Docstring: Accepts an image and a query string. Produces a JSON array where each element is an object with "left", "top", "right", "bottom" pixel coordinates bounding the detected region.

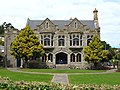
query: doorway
[{"left": 56, "top": 52, "right": 67, "bottom": 64}]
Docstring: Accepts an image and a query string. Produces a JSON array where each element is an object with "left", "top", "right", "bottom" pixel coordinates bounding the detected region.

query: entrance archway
[{"left": 56, "top": 52, "right": 67, "bottom": 64}]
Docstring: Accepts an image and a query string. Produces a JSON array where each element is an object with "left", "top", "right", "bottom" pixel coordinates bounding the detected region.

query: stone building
[{"left": 5, "top": 8, "right": 100, "bottom": 68}]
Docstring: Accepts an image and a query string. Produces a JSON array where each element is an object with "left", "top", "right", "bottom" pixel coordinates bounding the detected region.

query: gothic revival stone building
[{"left": 5, "top": 8, "right": 100, "bottom": 68}]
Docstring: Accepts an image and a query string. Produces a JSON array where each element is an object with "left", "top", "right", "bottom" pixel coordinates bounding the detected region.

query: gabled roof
[{"left": 27, "top": 19, "right": 95, "bottom": 30}]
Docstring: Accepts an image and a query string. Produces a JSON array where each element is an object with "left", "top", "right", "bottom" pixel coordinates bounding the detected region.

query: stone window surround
[
  {"left": 40, "top": 34, "right": 53, "bottom": 46},
  {"left": 70, "top": 34, "right": 83, "bottom": 46}
]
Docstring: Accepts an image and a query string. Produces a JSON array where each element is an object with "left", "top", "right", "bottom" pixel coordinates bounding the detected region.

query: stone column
[
  {"left": 20, "top": 59, "right": 23, "bottom": 68},
  {"left": 75, "top": 53, "right": 77, "bottom": 62},
  {"left": 53, "top": 54, "right": 55, "bottom": 65},
  {"left": 46, "top": 54, "right": 48, "bottom": 62},
  {"left": 68, "top": 53, "right": 70, "bottom": 64}
]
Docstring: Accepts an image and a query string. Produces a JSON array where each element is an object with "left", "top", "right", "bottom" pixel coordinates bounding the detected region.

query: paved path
[
  {"left": 51, "top": 74, "right": 69, "bottom": 84},
  {"left": 7, "top": 68, "right": 117, "bottom": 75}
]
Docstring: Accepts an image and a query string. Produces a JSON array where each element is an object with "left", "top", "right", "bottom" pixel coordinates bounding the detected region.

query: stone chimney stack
[{"left": 93, "top": 8, "right": 98, "bottom": 20}]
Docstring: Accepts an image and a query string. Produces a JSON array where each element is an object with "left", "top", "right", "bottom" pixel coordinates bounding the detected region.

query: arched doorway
[
  {"left": 17, "top": 57, "right": 21, "bottom": 67},
  {"left": 56, "top": 52, "right": 67, "bottom": 64}
]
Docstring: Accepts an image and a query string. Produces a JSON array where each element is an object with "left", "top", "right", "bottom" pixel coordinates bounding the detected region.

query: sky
[{"left": 0, "top": 0, "right": 120, "bottom": 48}]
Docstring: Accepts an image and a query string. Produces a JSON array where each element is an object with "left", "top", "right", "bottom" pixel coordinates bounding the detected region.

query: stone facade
[{"left": 5, "top": 8, "right": 100, "bottom": 68}]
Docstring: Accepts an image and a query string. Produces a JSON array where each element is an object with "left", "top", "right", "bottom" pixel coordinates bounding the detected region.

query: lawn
[
  {"left": 0, "top": 68, "right": 53, "bottom": 83},
  {"left": 0, "top": 68, "right": 119, "bottom": 85},
  {"left": 69, "top": 72, "right": 120, "bottom": 85},
  {"left": 19, "top": 69, "right": 106, "bottom": 73}
]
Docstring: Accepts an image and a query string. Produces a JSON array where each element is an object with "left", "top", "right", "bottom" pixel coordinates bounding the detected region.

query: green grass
[
  {"left": 0, "top": 69, "right": 53, "bottom": 82},
  {"left": 1, "top": 68, "right": 119, "bottom": 85},
  {"left": 19, "top": 69, "right": 106, "bottom": 73},
  {"left": 69, "top": 72, "right": 120, "bottom": 85}
]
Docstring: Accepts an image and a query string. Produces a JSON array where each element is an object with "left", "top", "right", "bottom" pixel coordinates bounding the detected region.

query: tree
[
  {"left": 83, "top": 35, "right": 109, "bottom": 69},
  {"left": 111, "top": 50, "right": 120, "bottom": 68},
  {"left": 10, "top": 25, "right": 44, "bottom": 68},
  {"left": 0, "top": 39, "right": 2, "bottom": 45},
  {"left": 101, "top": 41, "right": 114, "bottom": 60},
  {"left": 0, "top": 22, "right": 14, "bottom": 35}
]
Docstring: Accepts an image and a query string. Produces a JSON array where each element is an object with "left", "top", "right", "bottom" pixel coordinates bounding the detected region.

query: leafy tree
[
  {"left": 10, "top": 25, "right": 44, "bottom": 68},
  {"left": 0, "top": 22, "right": 14, "bottom": 35},
  {"left": 0, "top": 39, "right": 2, "bottom": 45},
  {"left": 114, "top": 52, "right": 120, "bottom": 60},
  {"left": 112, "top": 50, "right": 120, "bottom": 68},
  {"left": 83, "top": 35, "right": 109, "bottom": 69},
  {"left": 101, "top": 41, "right": 114, "bottom": 61}
]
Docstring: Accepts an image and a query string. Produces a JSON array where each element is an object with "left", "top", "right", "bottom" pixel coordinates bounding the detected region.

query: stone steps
[{"left": 56, "top": 64, "right": 69, "bottom": 69}]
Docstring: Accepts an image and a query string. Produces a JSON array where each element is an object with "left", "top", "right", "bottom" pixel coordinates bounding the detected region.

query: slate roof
[{"left": 27, "top": 19, "right": 95, "bottom": 30}]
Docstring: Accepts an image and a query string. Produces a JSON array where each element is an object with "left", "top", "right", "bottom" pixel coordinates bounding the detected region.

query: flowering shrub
[{"left": 0, "top": 76, "right": 120, "bottom": 90}]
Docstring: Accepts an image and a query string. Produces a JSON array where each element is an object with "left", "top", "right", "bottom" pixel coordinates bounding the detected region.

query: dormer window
[
  {"left": 74, "top": 22, "right": 77, "bottom": 28},
  {"left": 46, "top": 22, "right": 49, "bottom": 28}
]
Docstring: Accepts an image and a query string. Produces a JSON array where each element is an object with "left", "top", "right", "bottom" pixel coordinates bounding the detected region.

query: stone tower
[{"left": 93, "top": 8, "right": 100, "bottom": 37}]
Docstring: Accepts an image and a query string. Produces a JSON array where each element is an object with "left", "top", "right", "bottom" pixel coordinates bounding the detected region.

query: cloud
[{"left": 0, "top": 0, "right": 120, "bottom": 48}]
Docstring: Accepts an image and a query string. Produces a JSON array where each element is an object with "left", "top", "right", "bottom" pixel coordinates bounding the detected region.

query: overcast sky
[{"left": 0, "top": 0, "right": 120, "bottom": 48}]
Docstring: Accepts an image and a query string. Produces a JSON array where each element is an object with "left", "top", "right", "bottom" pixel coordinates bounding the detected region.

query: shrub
[
  {"left": 27, "top": 60, "right": 39, "bottom": 69},
  {"left": 27, "top": 60, "right": 49, "bottom": 69}
]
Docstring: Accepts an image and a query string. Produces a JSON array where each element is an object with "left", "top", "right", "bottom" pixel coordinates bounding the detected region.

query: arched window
[
  {"left": 77, "top": 53, "right": 81, "bottom": 62},
  {"left": 70, "top": 53, "right": 75, "bottom": 62},
  {"left": 70, "top": 34, "right": 82, "bottom": 46},
  {"left": 44, "top": 35, "right": 50, "bottom": 46},
  {"left": 44, "top": 38, "right": 50, "bottom": 46},
  {"left": 46, "top": 22, "right": 49, "bottom": 28},
  {"left": 73, "top": 38, "right": 79, "bottom": 46},
  {"left": 74, "top": 22, "right": 77, "bottom": 28},
  {"left": 48, "top": 53, "right": 53, "bottom": 62},
  {"left": 42, "top": 54, "right": 46, "bottom": 62},
  {"left": 41, "top": 35, "right": 43, "bottom": 44},
  {"left": 58, "top": 35, "right": 65, "bottom": 46},
  {"left": 87, "top": 35, "right": 93, "bottom": 46}
]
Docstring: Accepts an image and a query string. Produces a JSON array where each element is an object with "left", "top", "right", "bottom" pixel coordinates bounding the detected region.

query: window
[
  {"left": 58, "top": 35, "right": 65, "bottom": 46},
  {"left": 44, "top": 35, "right": 50, "bottom": 46},
  {"left": 42, "top": 54, "right": 46, "bottom": 62},
  {"left": 87, "top": 35, "right": 93, "bottom": 46},
  {"left": 41, "top": 35, "right": 43, "bottom": 44},
  {"left": 77, "top": 53, "right": 81, "bottom": 62},
  {"left": 41, "top": 34, "right": 54, "bottom": 46},
  {"left": 48, "top": 53, "right": 53, "bottom": 62},
  {"left": 70, "top": 53, "right": 75, "bottom": 62},
  {"left": 73, "top": 38, "right": 79, "bottom": 46},
  {"left": 46, "top": 22, "right": 49, "bottom": 28},
  {"left": 74, "top": 22, "right": 77, "bottom": 28},
  {"left": 44, "top": 38, "right": 50, "bottom": 46},
  {"left": 70, "top": 34, "right": 82, "bottom": 46}
]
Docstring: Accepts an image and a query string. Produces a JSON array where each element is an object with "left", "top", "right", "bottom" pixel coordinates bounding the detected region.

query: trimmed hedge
[
  {"left": 0, "top": 76, "right": 120, "bottom": 90},
  {"left": 27, "top": 60, "right": 49, "bottom": 69}
]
